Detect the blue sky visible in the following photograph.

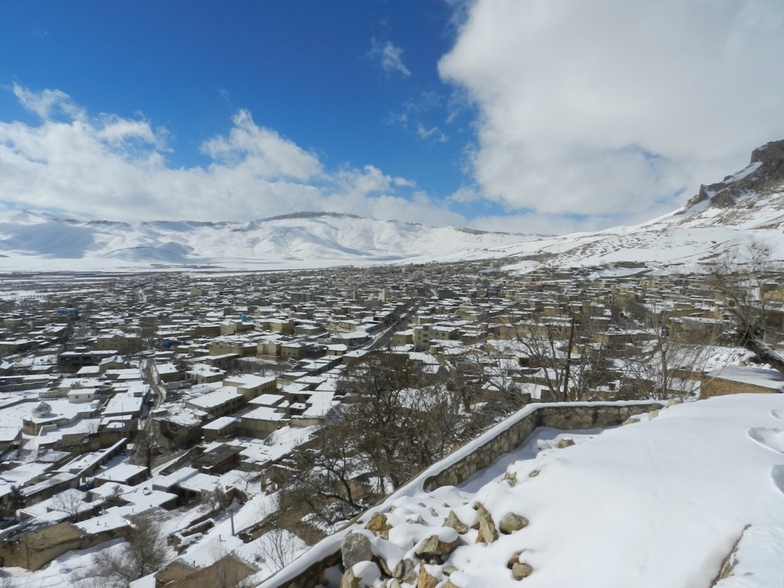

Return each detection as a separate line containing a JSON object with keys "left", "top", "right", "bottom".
{"left": 1, "top": 0, "right": 783, "bottom": 234}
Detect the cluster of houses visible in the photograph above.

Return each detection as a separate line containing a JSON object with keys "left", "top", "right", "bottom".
{"left": 0, "top": 261, "right": 782, "bottom": 583}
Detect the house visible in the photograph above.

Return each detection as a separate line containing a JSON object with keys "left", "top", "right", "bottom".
{"left": 701, "top": 366, "right": 784, "bottom": 397}
{"left": 223, "top": 374, "right": 277, "bottom": 400}
{"left": 94, "top": 463, "right": 149, "bottom": 487}
{"left": 184, "top": 387, "right": 246, "bottom": 421}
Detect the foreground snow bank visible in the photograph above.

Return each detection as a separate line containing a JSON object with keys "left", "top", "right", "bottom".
{"left": 266, "top": 394, "right": 784, "bottom": 588}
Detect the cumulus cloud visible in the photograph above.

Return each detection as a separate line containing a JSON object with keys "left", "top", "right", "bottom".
{"left": 369, "top": 38, "right": 411, "bottom": 77}
{"left": 0, "top": 86, "right": 462, "bottom": 226}
{"left": 439, "top": 0, "right": 784, "bottom": 223}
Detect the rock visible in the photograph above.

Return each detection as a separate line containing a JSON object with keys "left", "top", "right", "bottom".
{"left": 341, "top": 532, "right": 374, "bottom": 570}
{"left": 392, "top": 558, "right": 418, "bottom": 583}
{"left": 474, "top": 502, "right": 498, "bottom": 544}
{"left": 507, "top": 551, "right": 522, "bottom": 568}
{"left": 415, "top": 529, "right": 460, "bottom": 559}
{"left": 444, "top": 511, "right": 469, "bottom": 534}
{"left": 528, "top": 469, "right": 540, "bottom": 478}
{"left": 512, "top": 562, "right": 533, "bottom": 580}
{"left": 554, "top": 437, "right": 575, "bottom": 449}
{"left": 443, "top": 565, "right": 458, "bottom": 576}
{"left": 387, "top": 580, "right": 402, "bottom": 588}
{"left": 341, "top": 567, "right": 360, "bottom": 588}
{"left": 417, "top": 562, "right": 439, "bottom": 588}
{"left": 352, "top": 561, "right": 382, "bottom": 587}
{"left": 365, "top": 512, "right": 391, "bottom": 539}
{"left": 499, "top": 513, "right": 529, "bottom": 534}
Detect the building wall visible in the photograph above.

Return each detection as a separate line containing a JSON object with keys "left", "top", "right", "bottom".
{"left": 701, "top": 378, "right": 780, "bottom": 398}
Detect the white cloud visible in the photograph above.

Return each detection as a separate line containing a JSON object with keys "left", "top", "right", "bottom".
{"left": 369, "top": 39, "right": 411, "bottom": 77}
{"left": 0, "top": 86, "right": 463, "bottom": 226}
{"left": 416, "top": 123, "right": 447, "bottom": 143}
{"left": 439, "top": 0, "right": 784, "bottom": 222}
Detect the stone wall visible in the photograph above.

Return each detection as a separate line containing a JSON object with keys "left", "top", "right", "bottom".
{"left": 422, "top": 401, "right": 662, "bottom": 492}
{"left": 258, "top": 400, "right": 664, "bottom": 588}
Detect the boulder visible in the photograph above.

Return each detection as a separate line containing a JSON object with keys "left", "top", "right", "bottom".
{"left": 443, "top": 510, "right": 469, "bottom": 534}
{"left": 392, "top": 558, "right": 418, "bottom": 583}
{"left": 417, "top": 562, "right": 439, "bottom": 588}
{"left": 474, "top": 502, "right": 498, "bottom": 544}
{"left": 415, "top": 528, "right": 460, "bottom": 558}
{"left": 499, "top": 513, "right": 529, "bottom": 534}
{"left": 341, "top": 532, "right": 374, "bottom": 570}
{"left": 365, "top": 512, "right": 392, "bottom": 539}
{"left": 341, "top": 567, "right": 360, "bottom": 588}
{"left": 512, "top": 562, "right": 533, "bottom": 580}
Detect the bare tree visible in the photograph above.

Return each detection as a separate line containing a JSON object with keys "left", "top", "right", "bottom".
{"left": 203, "top": 484, "right": 231, "bottom": 514}
{"left": 335, "top": 351, "right": 463, "bottom": 489}
{"left": 50, "top": 489, "right": 85, "bottom": 522}
{"left": 504, "top": 309, "right": 612, "bottom": 403}
{"left": 281, "top": 351, "right": 465, "bottom": 527}
{"left": 255, "top": 529, "right": 301, "bottom": 573}
{"left": 709, "top": 240, "right": 784, "bottom": 373}
{"left": 74, "top": 512, "right": 166, "bottom": 588}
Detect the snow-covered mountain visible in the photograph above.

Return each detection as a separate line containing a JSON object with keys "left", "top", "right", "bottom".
{"left": 501, "top": 139, "right": 784, "bottom": 274}
{"left": 2, "top": 139, "right": 783, "bottom": 273}
{"left": 0, "top": 210, "right": 531, "bottom": 272}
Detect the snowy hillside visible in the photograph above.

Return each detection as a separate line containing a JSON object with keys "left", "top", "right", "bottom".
{"left": 2, "top": 139, "right": 784, "bottom": 274}
{"left": 501, "top": 139, "right": 784, "bottom": 274}
{"left": 0, "top": 211, "right": 529, "bottom": 271}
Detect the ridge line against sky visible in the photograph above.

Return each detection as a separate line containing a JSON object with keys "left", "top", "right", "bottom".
{"left": 1, "top": 0, "right": 783, "bottom": 236}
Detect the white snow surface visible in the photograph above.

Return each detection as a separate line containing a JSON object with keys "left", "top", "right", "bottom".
{"left": 0, "top": 210, "right": 530, "bottom": 271}
{"left": 3, "top": 184, "right": 784, "bottom": 272}
{"left": 260, "top": 395, "right": 784, "bottom": 588}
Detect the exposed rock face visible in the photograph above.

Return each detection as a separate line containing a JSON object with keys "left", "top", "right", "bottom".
{"left": 474, "top": 502, "right": 499, "bottom": 544}
{"left": 341, "top": 532, "right": 374, "bottom": 570}
{"left": 499, "top": 513, "right": 529, "bottom": 534}
{"left": 684, "top": 139, "right": 784, "bottom": 210}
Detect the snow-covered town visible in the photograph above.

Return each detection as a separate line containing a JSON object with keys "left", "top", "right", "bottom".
{"left": 3, "top": 3, "right": 784, "bottom": 586}
{"left": 1, "top": 250, "right": 783, "bottom": 587}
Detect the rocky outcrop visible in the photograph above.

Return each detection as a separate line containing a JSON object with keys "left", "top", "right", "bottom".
{"left": 684, "top": 139, "right": 784, "bottom": 210}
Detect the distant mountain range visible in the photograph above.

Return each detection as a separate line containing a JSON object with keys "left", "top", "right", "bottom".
{"left": 2, "top": 140, "right": 783, "bottom": 274}
{"left": 0, "top": 209, "right": 532, "bottom": 272}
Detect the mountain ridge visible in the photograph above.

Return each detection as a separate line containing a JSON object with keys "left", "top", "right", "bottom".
{"left": 2, "top": 139, "right": 784, "bottom": 273}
